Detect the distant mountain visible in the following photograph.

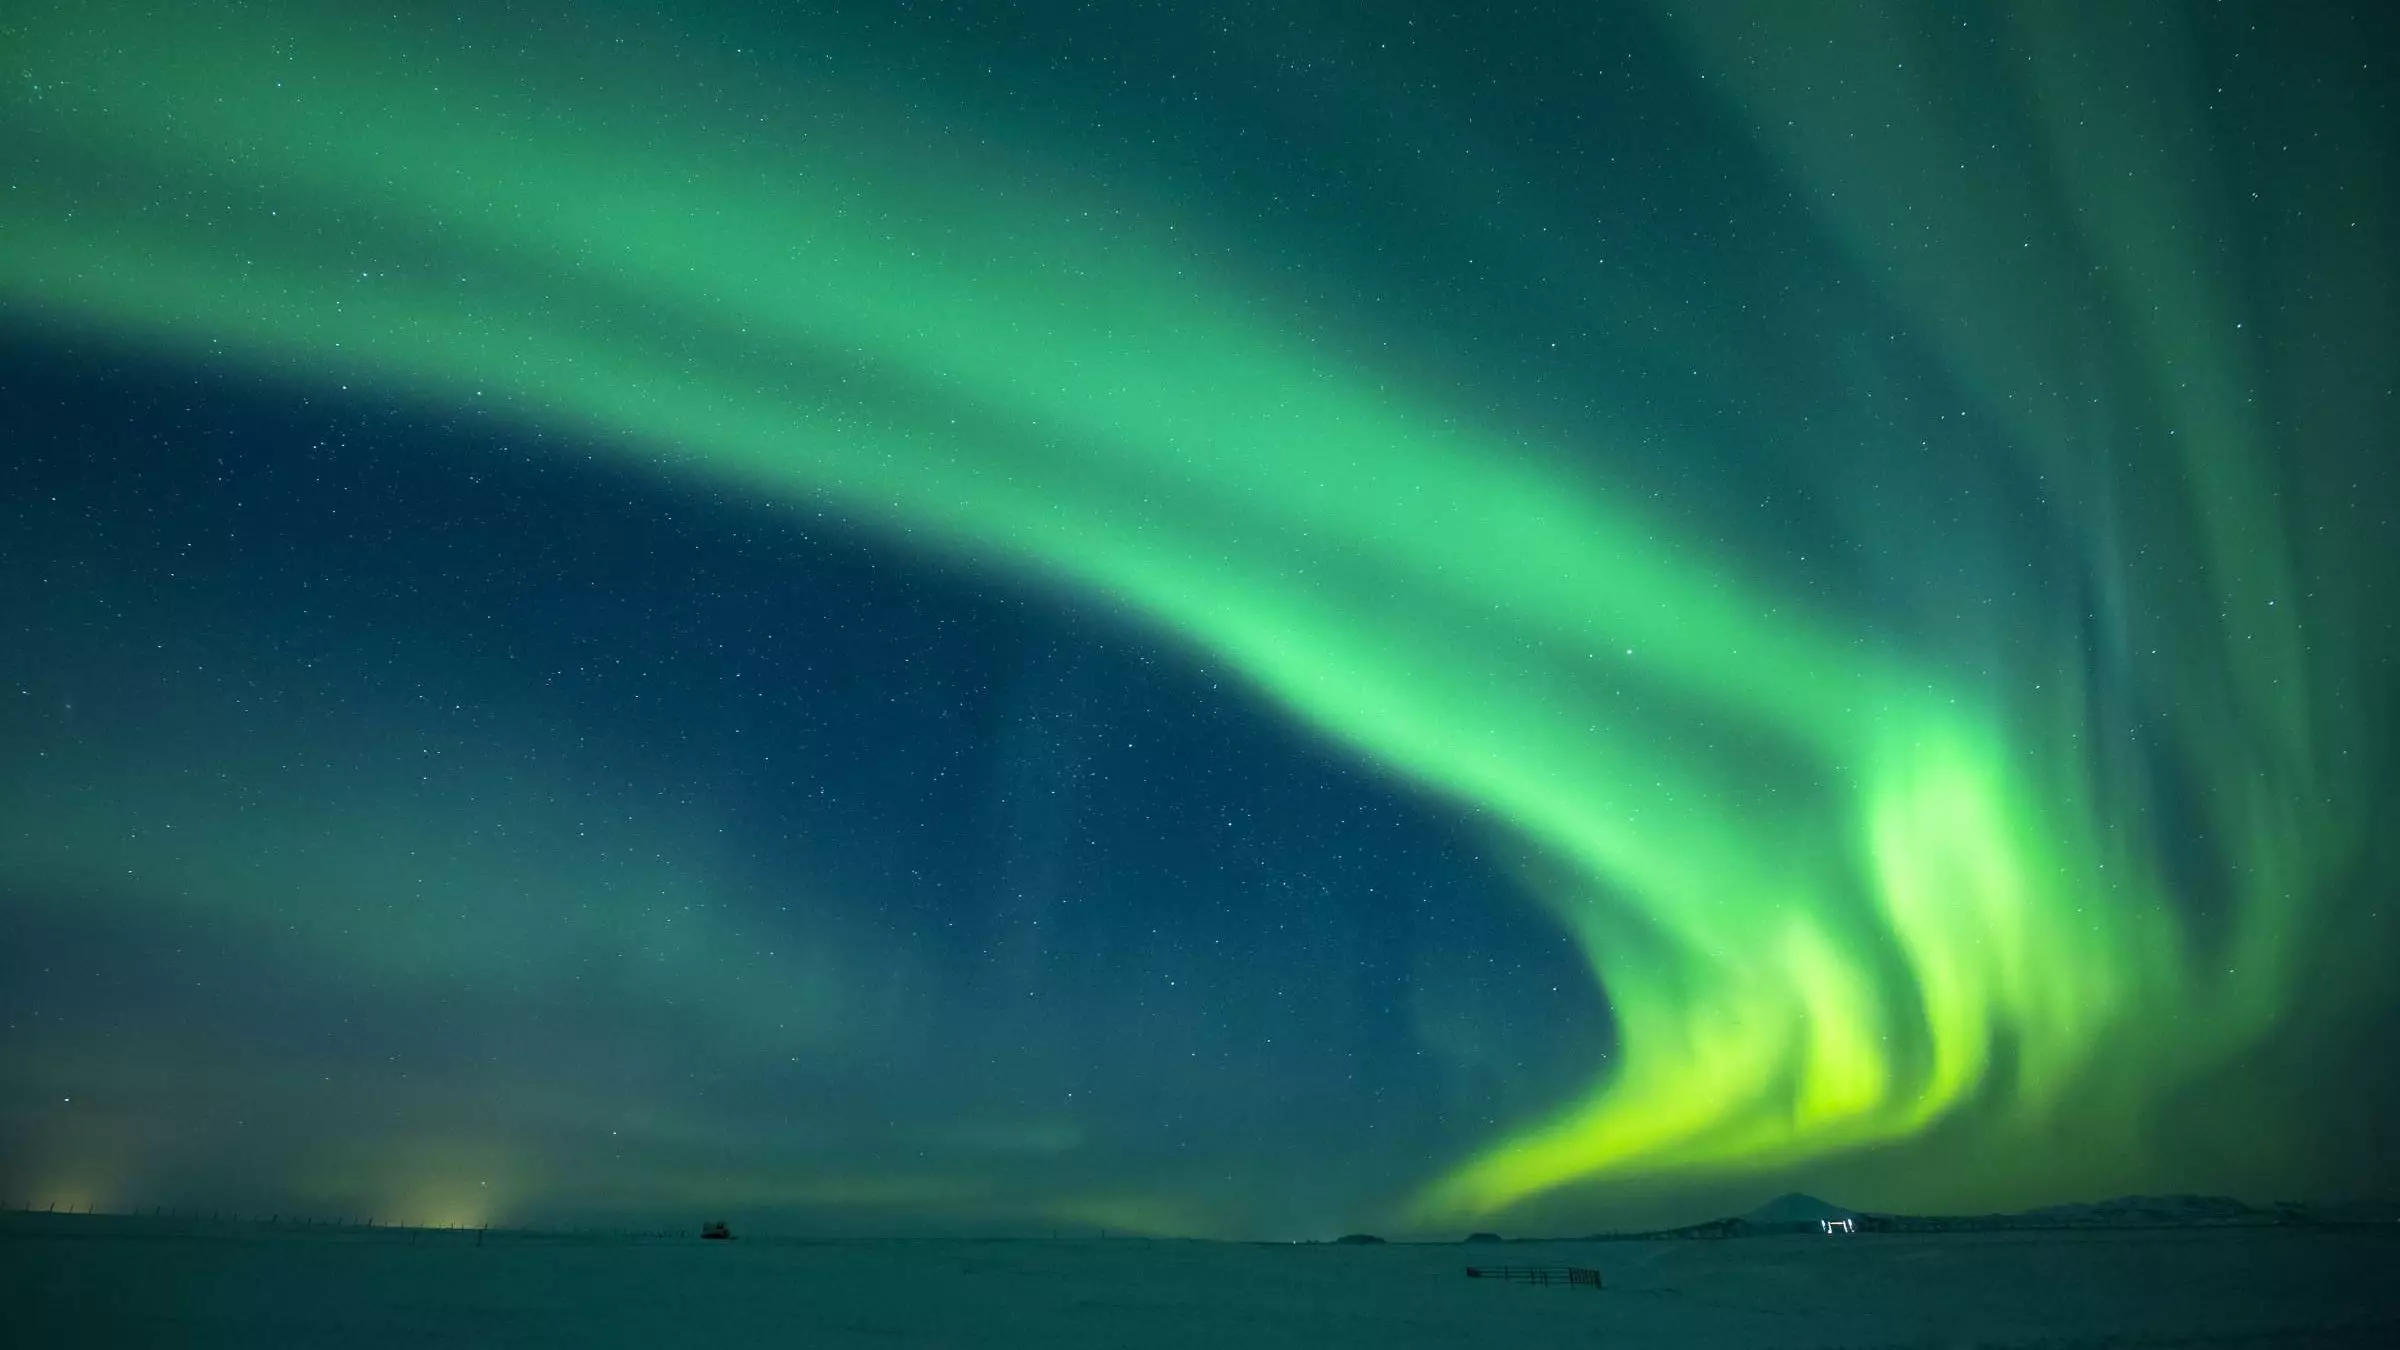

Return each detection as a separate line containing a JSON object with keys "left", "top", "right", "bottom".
{"left": 1574, "top": 1189, "right": 2389, "bottom": 1244}
{"left": 1840, "top": 1194, "right": 2346, "bottom": 1235}
{"left": 1742, "top": 1193, "right": 1857, "bottom": 1226}
{"left": 2290, "top": 1198, "right": 2400, "bottom": 1224}
{"left": 1576, "top": 1192, "right": 1858, "bottom": 1241}
{"left": 2017, "top": 1195, "right": 2259, "bottom": 1224}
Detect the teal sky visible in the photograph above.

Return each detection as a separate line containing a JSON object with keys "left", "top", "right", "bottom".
{"left": 2, "top": 0, "right": 2395, "bottom": 1238}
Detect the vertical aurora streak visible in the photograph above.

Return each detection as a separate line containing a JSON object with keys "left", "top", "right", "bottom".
{"left": 3, "top": 0, "right": 2391, "bottom": 1228}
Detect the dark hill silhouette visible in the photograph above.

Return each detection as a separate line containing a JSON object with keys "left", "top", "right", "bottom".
{"left": 1742, "top": 1193, "right": 1857, "bottom": 1226}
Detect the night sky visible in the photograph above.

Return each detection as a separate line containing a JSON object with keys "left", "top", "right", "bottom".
{"left": 3, "top": 0, "right": 2396, "bottom": 1240}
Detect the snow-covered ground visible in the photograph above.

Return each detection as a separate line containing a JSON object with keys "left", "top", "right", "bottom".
{"left": 4, "top": 1211, "right": 2393, "bottom": 1347}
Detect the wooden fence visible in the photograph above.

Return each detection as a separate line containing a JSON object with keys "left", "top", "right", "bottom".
{"left": 1465, "top": 1265, "right": 1602, "bottom": 1289}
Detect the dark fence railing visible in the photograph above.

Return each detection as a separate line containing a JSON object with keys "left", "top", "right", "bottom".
{"left": 1465, "top": 1264, "right": 1602, "bottom": 1289}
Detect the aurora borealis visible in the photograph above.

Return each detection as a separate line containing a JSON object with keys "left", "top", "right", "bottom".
{"left": 3, "top": 0, "right": 2395, "bottom": 1238}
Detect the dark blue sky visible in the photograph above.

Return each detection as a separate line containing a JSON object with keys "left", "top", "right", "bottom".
{"left": 1, "top": 333, "right": 1608, "bottom": 1235}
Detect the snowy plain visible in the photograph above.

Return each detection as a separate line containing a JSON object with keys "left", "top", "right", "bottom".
{"left": 5, "top": 1211, "right": 2395, "bottom": 1347}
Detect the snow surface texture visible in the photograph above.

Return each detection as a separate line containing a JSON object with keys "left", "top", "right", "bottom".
{"left": 5, "top": 1212, "right": 2395, "bottom": 1348}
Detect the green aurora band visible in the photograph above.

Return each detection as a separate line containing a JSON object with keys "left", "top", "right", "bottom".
{"left": 2, "top": 1, "right": 2387, "bottom": 1223}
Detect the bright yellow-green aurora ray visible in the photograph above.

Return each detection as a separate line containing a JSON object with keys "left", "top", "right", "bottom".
{"left": 1, "top": 1, "right": 2375, "bottom": 1222}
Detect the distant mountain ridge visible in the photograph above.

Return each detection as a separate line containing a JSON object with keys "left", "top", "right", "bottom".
{"left": 1575, "top": 1192, "right": 2397, "bottom": 1242}
{"left": 2017, "top": 1195, "right": 2262, "bottom": 1223}
{"left": 1741, "top": 1193, "right": 1857, "bottom": 1226}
